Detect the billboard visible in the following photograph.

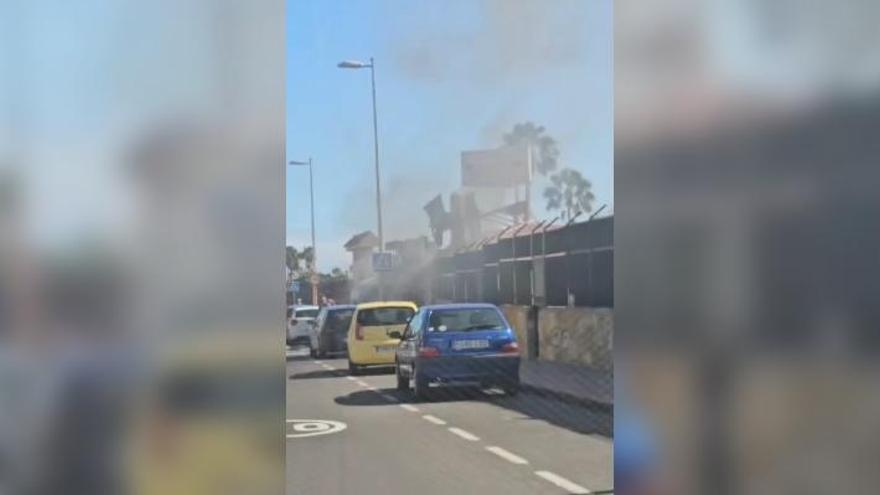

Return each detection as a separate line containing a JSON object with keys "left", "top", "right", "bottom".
{"left": 461, "top": 144, "right": 531, "bottom": 187}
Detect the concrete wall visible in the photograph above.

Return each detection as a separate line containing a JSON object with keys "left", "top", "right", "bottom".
{"left": 538, "top": 307, "right": 613, "bottom": 371}
{"left": 500, "top": 305, "right": 613, "bottom": 371}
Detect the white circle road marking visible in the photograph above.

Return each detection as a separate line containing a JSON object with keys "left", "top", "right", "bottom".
{"left": 534, "top": 470, "right": 590, "bottom": 494}
{"left": 485, "top": 446, "right": 529, "bottom": 465}
{"left": 285, "top": 419, "right": 347, "bottom": 439}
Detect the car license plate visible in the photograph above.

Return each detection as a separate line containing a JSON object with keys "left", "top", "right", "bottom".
{"left": 376, "top": 346, "right": 396, "bottom": 353}
{"left": 452, "top": 339, "right": 489, "bottom": 350}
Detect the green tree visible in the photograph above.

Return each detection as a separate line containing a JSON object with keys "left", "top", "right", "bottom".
{"left": 503, "top": 122, "right": 560, "bottom": 176}
{"left": 543, "top": 168, "right": 594, "bottom": 221}
{"left": 286, "top": 245, "right": 315, "bottom": 276}
{"left": 285, "top": 246, "right": 301, "bottom": 275}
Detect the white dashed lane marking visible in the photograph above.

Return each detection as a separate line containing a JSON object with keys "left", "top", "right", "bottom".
{"left": 422, "top": 414, "right": 447, "bottom": 425}
{"left": 534, "top": 471, "right": 591, "bottom": 494}
{"left": 310, "top": 360, "right": 592, "bottom": 494}
{"left": 485, "top": 446, "right": 529, "bottom": 465}
{"left": 447, "top": 427, "right": 480, "bottom": 442}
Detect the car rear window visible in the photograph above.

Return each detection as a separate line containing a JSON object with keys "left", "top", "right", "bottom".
{"left": 357, "top": 307, "right": 414, "bottom": 326}
{"left": 326, "top": 309, "right": 354, "bottom": 333}
{"left": 295, "top": 308, "right": 319, "bottom": 318}
{"left": 427, "top": 308, "right": 506, "bottom": 332}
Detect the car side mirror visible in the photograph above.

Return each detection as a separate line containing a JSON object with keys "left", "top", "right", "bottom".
{"left": 388, "top": 330, "right": 402, "bottom": 339}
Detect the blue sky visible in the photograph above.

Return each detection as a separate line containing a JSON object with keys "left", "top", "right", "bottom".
{"left": 287, "top": 0, "right": 613, "bottom": 271}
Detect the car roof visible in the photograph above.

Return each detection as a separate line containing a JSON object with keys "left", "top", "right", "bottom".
{"left": 420, "top": 303, "right": 500, "bottom": 311}
{"left": 355, "top": 301, "right": 418, "bottom": 310}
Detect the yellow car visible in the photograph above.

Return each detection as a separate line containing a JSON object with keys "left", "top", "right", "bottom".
{"left": 347, "top": 301, "right": 417, "bottom": 374}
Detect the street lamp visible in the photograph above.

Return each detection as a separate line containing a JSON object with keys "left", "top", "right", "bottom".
{"left": 338, "top": 56, "right": 385, "bottom": 299}
{"left": 289, "top": 158, "right": 318, "bottom": 305}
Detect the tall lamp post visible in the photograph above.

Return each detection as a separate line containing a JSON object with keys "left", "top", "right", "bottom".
{"left": 338, "top": 57, "right": 385, "bottom": 299}
{"left": 289, "top": 158, "right": 318, "bottom": 304}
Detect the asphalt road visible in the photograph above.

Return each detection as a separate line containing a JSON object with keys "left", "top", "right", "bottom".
{"left": 286, "top": 347, "right": 613, "bottom": 495}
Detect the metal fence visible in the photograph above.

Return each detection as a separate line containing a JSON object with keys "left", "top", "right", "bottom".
{"left": 431, "top": 216, "right": 613, "bottom": 307}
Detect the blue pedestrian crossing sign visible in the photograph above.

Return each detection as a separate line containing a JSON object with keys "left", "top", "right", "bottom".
{"left": 372, "top": 252, "right": 394, "bottom": 272}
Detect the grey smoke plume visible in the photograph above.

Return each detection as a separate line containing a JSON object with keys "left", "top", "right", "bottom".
{"left": 393, "top": 0, "right": 588, "bottom": 85}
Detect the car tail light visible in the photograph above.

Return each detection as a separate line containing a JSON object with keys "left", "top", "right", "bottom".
{"left": 355, "top": 324, "right": 364, "bottom": 340}
{"left": 501, "top": 342, "right": 519, "bottom": 354}
{"left": 418, "top": 346, "right": 440, "bottom": 358}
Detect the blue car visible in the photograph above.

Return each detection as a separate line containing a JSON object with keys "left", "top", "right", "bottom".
{"left": 394, "top": 303, "right": 520, "bottom": 399}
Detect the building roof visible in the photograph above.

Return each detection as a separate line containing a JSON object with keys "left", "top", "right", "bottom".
{"left": 344, "top": 231, "right": 379, "bottom": 250}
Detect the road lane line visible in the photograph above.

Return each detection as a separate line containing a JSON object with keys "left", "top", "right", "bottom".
{"left": 380, "top": 394, "right": 398, "bottom": 403}
{"left": 422, "top": 414, "right": 447, "bottom": 425}
{"left": 534, "top": 471, "right": 590, "bottom": 494}
{"left": 355, "top": 379, "right": 370, "bottom": 387}
{"left": 399, "top": 404, "right": 419, "bottom": 413}
{"left": 485, "top": 446, "right": 529, "bottom": 465}
{"left": 447, "top": 427, "right": 480, "bottom": 441}
{"left": 314, "top": 360, "right": 323, "bottom": 364}
{"left": 345, "top": 376, "right": 358, "bottom": 381}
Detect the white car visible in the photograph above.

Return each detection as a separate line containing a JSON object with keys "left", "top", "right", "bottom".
{"left": 287, "top": 305, "right": 320, "bottom": 346}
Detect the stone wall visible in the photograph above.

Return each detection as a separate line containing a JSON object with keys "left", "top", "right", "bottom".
{"left": 500, "top": 305, "right": 613, "bottom": 371}
{"left": 538, "top": 307, "right": 613, "bottom": 371}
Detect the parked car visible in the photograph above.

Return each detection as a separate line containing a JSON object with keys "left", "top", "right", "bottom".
{"left": 347, "top": 301, "right": 417, "bottom": 375}
{"left": 309, "top": 305, "right": 355, "bottom": 358}
{"left": 287, "top": 305, "right": 320, "bottom": 346}
{"left": 394, "top": 303, "right": 520, "bottom": 399}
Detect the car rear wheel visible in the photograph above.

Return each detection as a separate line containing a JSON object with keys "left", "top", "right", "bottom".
{"left": 502, "top": 379, "right": 520, "bottom": 396}
{"left": 413, "top": 367, "right": 430, "bottom": 401}
{"left": 396, "top": 363, "right": 409, "bottom": 391}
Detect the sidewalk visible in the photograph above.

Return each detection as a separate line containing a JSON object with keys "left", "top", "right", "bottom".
{"left": 520, "top": 359, "right": 613, "bottom": 408}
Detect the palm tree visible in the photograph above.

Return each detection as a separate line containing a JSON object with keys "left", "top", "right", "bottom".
{"left": 503, "top": 122, "right": 560, "bottom": 176}
{"left": 543, "top": 168, "right": 595, "bottom": 221}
